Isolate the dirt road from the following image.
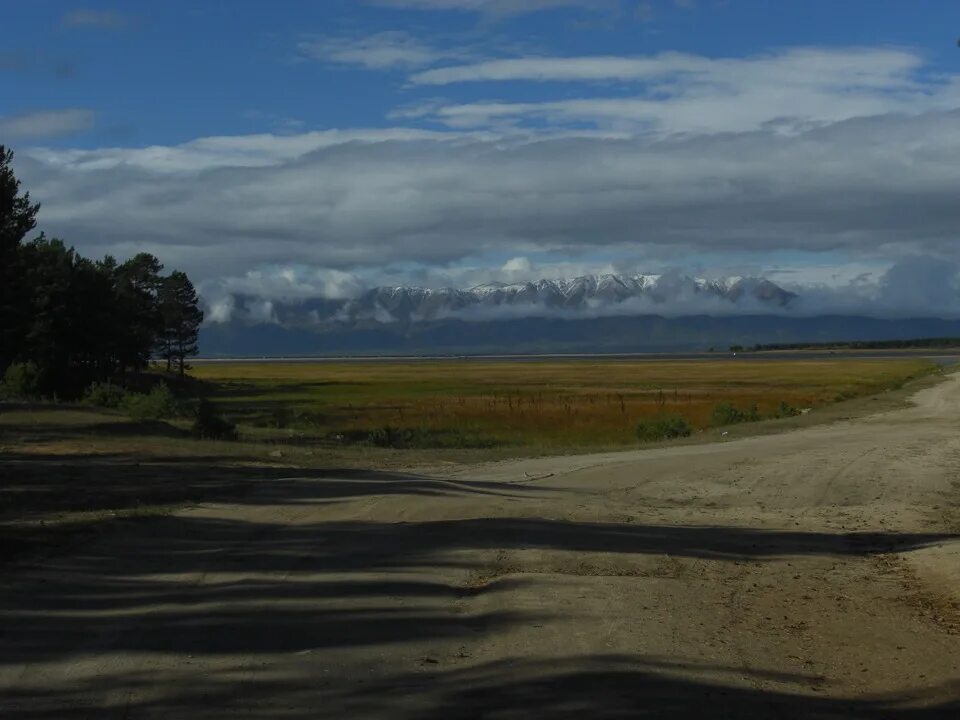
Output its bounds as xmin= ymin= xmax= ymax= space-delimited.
xmin=2 ymin=375 xmax=960 ymax=718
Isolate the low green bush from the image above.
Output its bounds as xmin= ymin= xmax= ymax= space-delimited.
xmin=124 ymin=383 xmax=179 ymax=420
xmin=0 ymin=362 xmax=41 ymax=400
xmin=270 ymin=406 xmax=292 ymax=429
xmin=191 ymin=399 xmax=237 ymax=440
xmin=635 ymin=415 xmax=692 ymax=442
xmin=83 ymin=381 xmax=127 ymax=408
xmin=772 ymin=400 xmax=801 ymax=419
xmin=711 ymin=402 xmax=760 ymax=426
xmin=365 ymin=425 xmax=498 ymax=449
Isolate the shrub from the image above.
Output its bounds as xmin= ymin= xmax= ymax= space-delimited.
xmin=271 ymin=406 xmax=291 ymax=429
xmin=635 ymin=415 xmax=692 ymax=442
xmin=124 ymin=383 xmax=179 ymax=420
xmin=0 ymin=362 xmax=40 ymax=400
xmin=711 ymin=402 xmax=760 ymax=426
xmin=772 ymin=400 xmax=801 ymax=419
xmin=365 ymin=425 xmax=498 ymax=449
xmin=192 ymin=399 xmax=237 ymax=440
xmin=83 ymin=381 xmax=127 ymax=408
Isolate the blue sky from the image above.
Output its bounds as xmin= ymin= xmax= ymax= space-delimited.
xmin=4 ymin=1 xmax=960 ymax=317
xmin=6 ymin=1 xmax=960 ymax=147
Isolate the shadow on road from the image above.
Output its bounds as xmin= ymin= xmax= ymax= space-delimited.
xmin=3 ymin=654 xmax=959 ymax=718
xmin=2 ymin=451 xmax=959 ymax=718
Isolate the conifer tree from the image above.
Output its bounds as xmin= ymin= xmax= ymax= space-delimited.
xmin=159 ymin=271 xmax=204 ymax=378
xmin=1 ymin=146 xmax=41 ymax=369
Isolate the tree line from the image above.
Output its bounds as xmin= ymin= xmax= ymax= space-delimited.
xmin=1 ymin=145 xmax=203 ymax=397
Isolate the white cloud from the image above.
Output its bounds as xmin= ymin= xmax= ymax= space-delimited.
xmin=204 ymin=267 xmax=366 ymax=305
xmin=405 ymin=47 xmax=960 ymax=134
xmin=297 ymin=31 xmax=461 ymax=70
xmin=207 ymin=295 xmax=236 ymax=323
xmin=501 ymin=256 xmax=534 ymax=277
xmin=0 ymin=109 xmax=95 ymax=140
xmin=410 ymin=47 xmax=923 ymax=86
xmin=25 ymin=128 xmax=468 ymax=173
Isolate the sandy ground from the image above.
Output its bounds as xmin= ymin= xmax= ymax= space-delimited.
xmin=2 ymin=376 xmax=960 ymax=718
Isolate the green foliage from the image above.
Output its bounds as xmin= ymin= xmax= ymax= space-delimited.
xmin=711 ymin=402 xmax=761 ymax=426
xmin=82 ymin=381 xmax=128 ymax=408
xmin=1 ymin=147 xmax=42 ymax=371
xmin=114 ymin=253 xmax=165 ymax=374
xmin=0 ymin=362 xmax=41 ymax=399
xmin=772 ymin=400 xmax=801 ymax=419
xmin=191 ymin=399 xmax=237 ymax=440
xmin=635 ymin=415 xmax=691 ymax=442
xmin=123 ymin=383 xmax=179 ymax=420
xmin=270 ymin=406 xmax=292 ymax=429
xmin=365 ymin=425 xmax=499 ymax=449
xmin=0 ymin=146 xmax=41 ymax=255
xmin=0 ymin=151 xmax=204 ymax=397
xmin=157 ymin=270 xmax=204 ymax=377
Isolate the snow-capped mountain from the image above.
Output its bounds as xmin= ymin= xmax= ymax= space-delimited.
xmin=201 ymin=273 xmax=960 ymax=357
xmin=330 ymin=273 xmax=795 ymax=324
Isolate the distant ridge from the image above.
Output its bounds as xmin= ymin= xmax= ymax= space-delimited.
xmin=331 ymin=273 xmax=796 ymax=324
xmin=214 ymin=273 xmax=797 ymax=330
xmin=201 ymin=273 xmax=960 ymax=357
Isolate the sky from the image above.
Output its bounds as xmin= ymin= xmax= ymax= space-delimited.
xmin=4 ymin=0 xmax=960 ymax=318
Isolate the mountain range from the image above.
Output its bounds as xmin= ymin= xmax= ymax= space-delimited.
xmin=329 ymin=274 xmax=796 ymax=324
xmin=199 ymin=273 xmax=960 ymax=356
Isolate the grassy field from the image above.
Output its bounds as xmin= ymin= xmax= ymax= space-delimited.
xmin=192 ymin=358 xmax=937 ymax=449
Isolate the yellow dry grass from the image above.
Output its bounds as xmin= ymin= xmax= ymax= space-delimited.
xmin=191 ymin=358 xmax=936 ymax=448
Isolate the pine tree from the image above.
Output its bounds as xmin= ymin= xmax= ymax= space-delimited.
xmin=1 ymin=146 xmax=42 ymax=370
xmin=159 ymin=271 xmax=204 ymax=378
xmin=114 ymin=253 xmax=164 ymax=375
xmin=0 ymin=146 xmax=39 ymax=257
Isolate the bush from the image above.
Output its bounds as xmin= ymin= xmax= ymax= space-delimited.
xmin=270 ymin=406 xmax=292 ymax=429
xmin=0 ymin=362 xmax=40 ymax=400
xmin=83 ymin=381 xmax=127 ymax=408
xmin=192 ymin=399 xmax=237 ymax=440
xmin=711 ymin=402 xmax=760 ymax=426
xmin=635 ymin=415 xmax=692 ymax=442
xmin=772 ymin=400 xmax=801 ymax=419
xmin=365 ymin=425 xmax=498 ymax=449
xmin=124 ymin=383 xmax=179 ymax=420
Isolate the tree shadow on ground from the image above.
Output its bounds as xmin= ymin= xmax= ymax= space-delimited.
xmin=0 ymin=453 xmax=545 ymax=522
xmin=3 ymin=655 xmax=959 ymax=719
xmin=2 ymin=451 xmax=959 ymax=718
xmin=0 ymin=508 xmax=954 ymax=662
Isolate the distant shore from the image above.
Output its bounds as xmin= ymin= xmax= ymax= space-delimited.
xmin=193 ymin=348 xmax=960 ymax=365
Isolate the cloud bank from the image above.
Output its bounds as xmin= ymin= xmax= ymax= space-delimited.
xmin=17 ymin=108 xmax=960 ymax=278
